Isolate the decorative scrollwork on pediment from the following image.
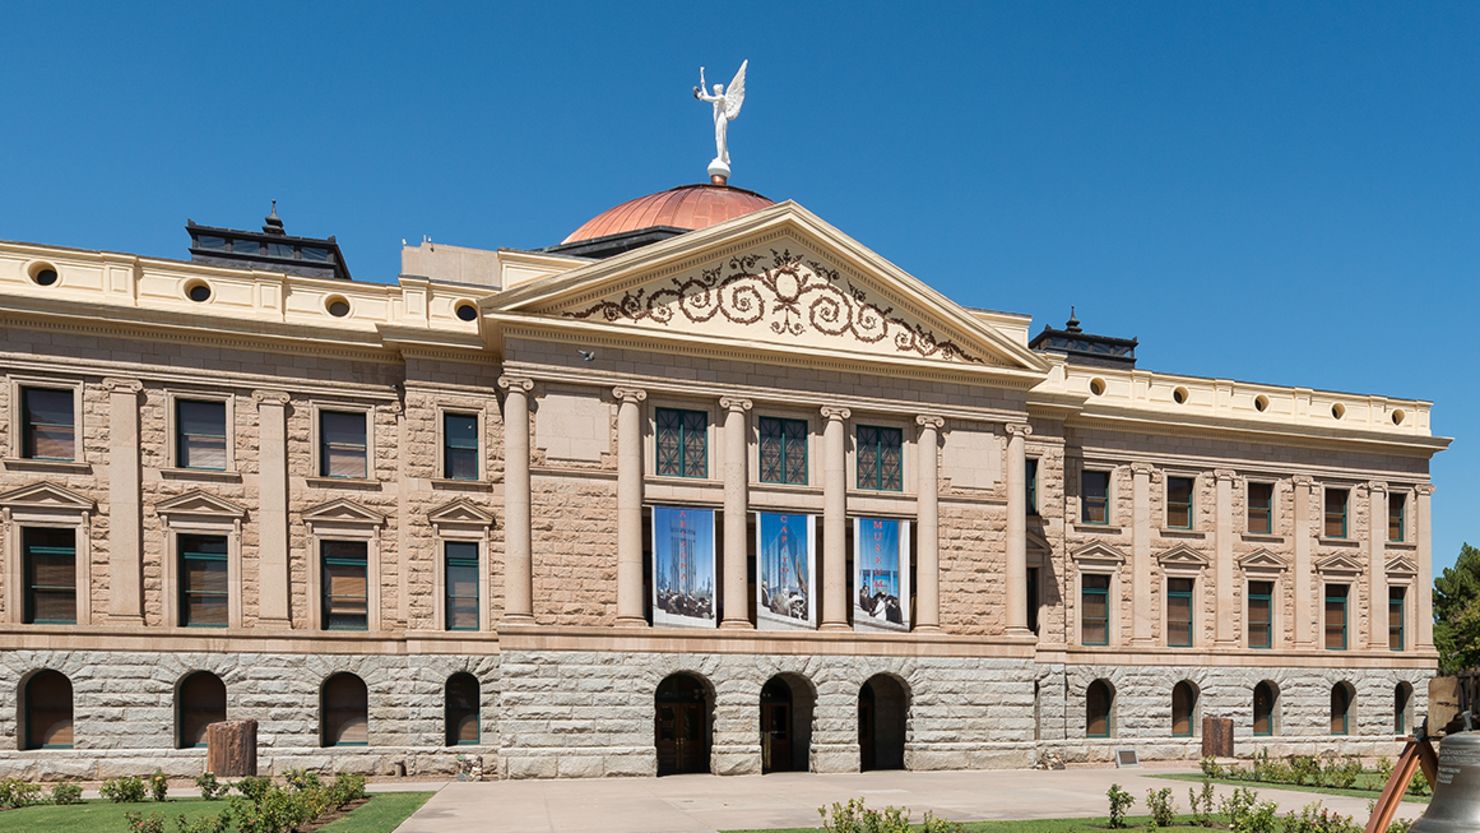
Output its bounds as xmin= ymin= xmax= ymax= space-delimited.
xmin=563 ymin=249 xmax=986 ymax=364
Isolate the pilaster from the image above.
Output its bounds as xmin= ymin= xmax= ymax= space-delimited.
xmin=1292 ymin=475 xmax=1315 ymax=648
xmin=719 ymin=396 xmax=753 ymax=629
xmin=820 ymin=406 xmax=851 ymax=631
xmin=613 ymin=387 xmax=648 ymax=626
xmin=104 ymin=377 xmax=144 ymax=625
xmin=253 ymin=390 xmax=293 ymax=628
xmin=1368 ymin=481 xmax=1389 ymax=650
xmin=1214 ymin=469 xmax=1238 ymax=646
xmin=913 ymin=415 xmax=944 ymax=632
xmin=1130 ymin=461 xmax=1156 ymax=646
xmin=1005 ymin=423 xmax=1032 ymax=635
xmin=499 ymin=376 xmax=535 ymax=624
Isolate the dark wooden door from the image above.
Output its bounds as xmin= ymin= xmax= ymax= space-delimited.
xmin=656 ymin=700 xmax=708 ymax=775
xmin=761 ymin=701 xmax=792 ymax=772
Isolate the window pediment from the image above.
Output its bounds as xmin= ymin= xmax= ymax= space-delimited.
xmin=1156 ymin=543 xmax=1210 ymax=570
xmin=155 ymin=489 xmax=247 ymax=522
xmin=1316 ymin=553 xmax=1364 ymax=575
xmin=1072 ymin=540 xmax=1127 ymax=567
xmin=0 ymin=482 xmax=94 ymax=514
xmin=428 ymin=498 xmax=495 ymax=531
xmin=302 ymin=498 xmax=385 ymax=531
xmin=1238 ymin=548 xmax=1289 ymax=573
xmin=1385 ymin=554 xmax=1418 ymax=578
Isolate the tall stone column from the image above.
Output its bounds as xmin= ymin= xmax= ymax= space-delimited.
xmin=720 ymin=397 xmax=753 ymax=629
xmin=104 ymin=378 xmax=144 ymax=624
xmin=1416 ymin=484 xmax=1435 ymax=648
xmin=1214 ymin=469 xmax=1237 ymax=646
xmin=1005 ymin=423 xmax=1032 ymax=635
xmin=1130 ymin=462 xmax=1155 ymax=645
xmin=914 ymin=415 xmax=944 ymax=632
xmin=614 ymin=387 xmax=648 ymax=627
xmin=1292 ymin=475 xmax=1315 ymax=648
xmin=1368 ymin=481 xmax=1389 ymax=650
xmin=254 ymin=390 xmax=293 ymax=628
xmin=820 ymin=406 xmax=851 ymax=631
xmin=499 ymin=376 xmax=534 ymax=624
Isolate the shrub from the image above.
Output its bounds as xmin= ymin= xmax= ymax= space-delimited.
xmin=234 ymin=775 xmax=272 ymax=802
xmin=1322 ymin=756 xmax=1362 ymax=790
xmin=1189 ymin=778 xmax=1217 ymax=827
xmin=1281 ymin=802 xmax=1362 ymax=833
xmin=1200 ymin=756 xmax=1224 ymax=778
xmin=149 ymin=770 xmax=170 ymax=802
xmin=329 ymin=773 xmax=367 ymax=806
xmin=1107 ymin=784 xmax=1135 ymax=829
xmin=125 ymin=811 xmax=167 ymax=833
xmin=50 ymin=781 xmax=83 ymax=806
xmin=920 ymin=811 xmax=966 ymax=833
xmin=1375 ymin=757 xmax=1395 ymax=784
xmin=1221 ymin=786 xmax=1279 ymax=833
xmin=817 ymin=798 xmax=913 ymax=833
xmin=282 ymin=769 xmax=322 ymax=792
xmin=195 ymin=772 xmax=229 ymax=801
xmin=1386 ymin=820 xmax=1413 ymax=833
xmin=0 ymin=778 xmax=43 ymax=809
xmin=103 ymin=776 xmax=149 ymax=803
xmin=174 ymin=811 xmax=232 ymax=833
xmin=1146 ymin=787 xmax=1176 ymax=829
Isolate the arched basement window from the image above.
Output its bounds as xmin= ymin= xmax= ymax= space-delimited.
xmin=22 ymin=670 xmax=73 ymax=750
xmin=1331 ymin=681 xmax=1355 ymax=736
xmin=321 ymin=672 xmax=368 ymax=748
xmin=177 ymin=671 xmax=226 ymax=749
xmin=1086 ymin=679 xmax=1114 ymax=738
xmin=1172 ymin=681 xmax=1198 ymax=738
xmin=1395 ymin=682 xmax=1414 ymax=736
xmin=445 ymin=672 xmax=480 ymax=747
xmin=1253 ymin=681 xmax=1279 ymax=737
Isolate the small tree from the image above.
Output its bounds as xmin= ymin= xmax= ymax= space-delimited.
xmin=1436 ymin=544 xmax=1480 ymax=673
xmin=1107 ymin=784 xmax=1135 ymax=829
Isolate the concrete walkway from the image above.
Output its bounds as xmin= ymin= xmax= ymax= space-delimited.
xmin=393 ymin=767 xmax=1424 ymax=833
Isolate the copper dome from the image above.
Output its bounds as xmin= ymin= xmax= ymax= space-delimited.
xmin=562 ymin=183 xmax=773 ymax=244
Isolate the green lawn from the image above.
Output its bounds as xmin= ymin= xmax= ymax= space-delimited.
xmin=0 ymin=791 xmax=434 ymax=833
xmin=725 ymin=816 xmax=1212 ymax=833
xmin=1154 ymin=772 xmax=1429 ymax=804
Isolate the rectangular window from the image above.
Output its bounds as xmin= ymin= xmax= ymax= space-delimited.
xmin=758 ymin=417 xmax=808 ymax=485
xmin=1247 ymin=482 xmax=1274 ymax=534
xmin=1081 ymin=574 xmax=1110 ymax=646
xmin=179 ymin=534 xmax=228 ymax=627
xmin=655 ymin=408 xmax=708 ymax=478
xmin=321 ymin=541 xmax=368 ymax=631
xmin=1324 ymin=584 xmax=1349 ymax=650
xmin=1027 ymin=566 xmax=1040 ymax=634
xmin=1167 ymin=577 xmax=1194 ymax=647
xmin=1026 ymin=458 xmax=1039 ymax=515
xmin=1389 ymin=586 xmax=1406 ymax=651
xmin=1081 ymin=470 xmax=1110 ymax=524
xmin=23 ymin=527 xmax=76 ymax=624
xmin=1324 ymin=488 xmax=1349 ymax=538
xmin=320 ymin=411 xmax=368 ymax=479
xmin=21 ymin=387 xmax=74 ymax=461
xmin=1389 ymin=492 xmax=1406 ymax=543
xmin=176 ymin=399 xmax=227 ymax=470
xmin=442 ymin=412 xmax=479 ymax=481
xmin=855 ymin=425 xmax=903 ymax=491
xmin=1248 ymin=580 xmax=1273 ymax=649
xmin=444 ymin=541 xmax=480 ymax=631
xmin=1166 ymin=476 xmax=1194 ymax=529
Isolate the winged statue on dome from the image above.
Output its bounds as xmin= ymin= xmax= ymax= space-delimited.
xmin=693 ymin=60 xmax=747 ymax=183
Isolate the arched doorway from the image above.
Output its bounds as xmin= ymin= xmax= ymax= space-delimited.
xmin=444 ymin=672 xmax=480 ymax=747
xmin=320 ymin=672 xmax=369 ymax=748
xmin=1253 ymin=680 xmax=1279 ymax=736
xmin=655 ymin=673 xmax=711 ymax=776
xmin=858 ymin=674 xmax=908 ymax=771
xmin=1172 ymin=681 xmax=1198 ymax=738
xmin=761 ymin=674 xmax=814 ymax=773
xmin=1330 ymin=681 xmax=1355 ymax=736
xmin=177 ymin=671 xmax=227 ymax=749
xmin=1086 ymin=679 xmax=1115 ymax=738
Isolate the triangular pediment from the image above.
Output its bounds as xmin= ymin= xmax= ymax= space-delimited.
xmin=1238 ymin=548 xmax=1288 ymax=572
xmin=302 ymin=498 xmax=384 ymax=527
xmin=1072 ymin=540 xmax=1127 ymax=565
xmin=1156 ymin=543 xmax=1210 ymax=568
xmin=1316 ymin=553 xmax=1364 ymax=575
xmin=1385 ymin=554 xmax=1418 ymax=577
xmin=427 ymin=498 xmax=496 ymax=528
xmin=490 ymin=203 xmax=1049 ymax=379
xmin=155 ymin=489 xmax=246 ymax=519
xmin=0 ymin=482 xmax=94 ymax=511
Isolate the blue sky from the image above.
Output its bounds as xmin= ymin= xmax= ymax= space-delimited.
xmin=0 ymin=2 xmax=1474 ymax=570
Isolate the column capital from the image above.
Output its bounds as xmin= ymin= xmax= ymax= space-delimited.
xmin=102 ymin=377 xmax=143 ymax=395
xmin=1366 ymin=480 xmax=1389 ymax=495
xmin=612 ymin=386 xmax=647 ymax=404
xmin=1291 ymin=474 xmax=1315 ymax=488
xmin=1005 ymin=422 xmax=1033 ymax=438
xmin=499 ymin=375 xmax=534 ymax=393
xmin=1130 ymin=461 xmax=1156 ymax=478
xmin=820 ymin=405 xmax=851 ymax=421
xmin=915 ymin=414 xmax=944 ymax=430
xmin=720 ymin=396 xmax=753 ymax=413
xmin=252 ymin=389 xmax=291 ymax=408
xmin=1414 ymin=483 xmax=1436 ymax=496
xmin=1213 ymin=468 xmax=1239 ymax=483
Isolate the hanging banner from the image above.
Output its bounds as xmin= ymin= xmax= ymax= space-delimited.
xmin=651 ymin=506 xmax=716 ymax=628
xmin=853 ymin=516 xmax=910 ymax=632
xmin=755 ymin=512 xmax=816 ymax=630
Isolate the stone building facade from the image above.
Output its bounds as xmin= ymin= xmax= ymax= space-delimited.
xmin=0 ymin=187 xmax=1446 ymax=780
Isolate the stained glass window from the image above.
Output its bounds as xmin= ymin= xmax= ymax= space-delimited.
xmin=656 ymin=408 xmax=707 ymax=478
xmin=759 ymin=417 xmax=807 ymax=485
xmin=856 ymin=425 xmax=902 ymax=491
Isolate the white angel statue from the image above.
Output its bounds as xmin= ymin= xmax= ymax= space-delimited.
xmin=693 ymin=60 xmax=747 ymax=178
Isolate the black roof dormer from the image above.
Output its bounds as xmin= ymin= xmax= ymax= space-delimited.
xmin=1029 ymin=308 xmax=1138 ymax=369
xmin=187 ymin=202 xmax=351 ymax=280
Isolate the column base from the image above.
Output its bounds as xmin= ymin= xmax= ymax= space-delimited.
xmin=500 ymin=613 xmax=536 ymax=626
xmin=1005 ymin=626 xmax=1035 ymax=638
xmin=719 ymin=619 xmax=754 ymax=630
xmin=1130 ymin=637 xmax=1159 ymax=647
xmin=819 ymin=622 xmax=852 ymax=632
xmin=106 ymin=612 xmax=145 ymax=626
xmin=614 ymin=616 xmax=648 ymax=628
xmin=912 ymin=624 xmax=942 ymax=633
xmin=257 ymin=616 xmax=293 ymax=630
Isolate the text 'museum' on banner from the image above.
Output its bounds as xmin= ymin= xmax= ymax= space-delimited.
xmin=651 ymin=505 xmax=716 ymax=628
xmin=755 ymin=512 xmax=816 ymax=630
xmin=854 ymin=516 xmax=911 ymax=633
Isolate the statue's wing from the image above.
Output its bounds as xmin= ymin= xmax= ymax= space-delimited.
xmin=723 ymin=59 xmax=747 ymax=120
